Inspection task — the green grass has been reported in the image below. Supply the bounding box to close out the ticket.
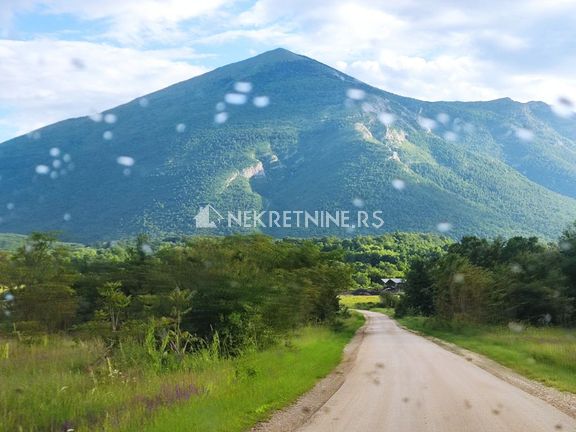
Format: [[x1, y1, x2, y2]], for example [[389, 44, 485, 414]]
[[0, 314, 364, 431], [397, 316, 576, 393], [0, 233, 27, 251], [339, 295, 381, 309], [370, 307, 395, 317]]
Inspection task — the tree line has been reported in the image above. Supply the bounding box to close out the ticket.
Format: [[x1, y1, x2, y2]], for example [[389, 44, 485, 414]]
[[398, 222, 576, 326], [0, 234, 350, 356]]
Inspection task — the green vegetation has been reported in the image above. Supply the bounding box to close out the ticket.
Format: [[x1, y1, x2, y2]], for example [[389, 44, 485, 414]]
[[397, 316, 576, 393], [0, 233, 27, 251], [1, 50, 576, 242], [339, 295, 380, 308], [397, 223, 576, 326], [2, 218, 576, 428], [317, 233, 451, 290], [130, 315, 363, 432], [0, 315, 363, 431], [0, 233, 361, 431]]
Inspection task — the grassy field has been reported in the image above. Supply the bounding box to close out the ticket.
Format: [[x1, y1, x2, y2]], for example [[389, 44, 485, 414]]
[[369, 307, 395, 316], [397, 316, 576, 393], [339, 295, 381, 309], [0, 314, 363, 432], [0, 233, 27, 251]]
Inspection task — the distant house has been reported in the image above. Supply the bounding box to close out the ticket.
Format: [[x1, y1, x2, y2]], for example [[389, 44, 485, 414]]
[[381, 278, 405, 292]]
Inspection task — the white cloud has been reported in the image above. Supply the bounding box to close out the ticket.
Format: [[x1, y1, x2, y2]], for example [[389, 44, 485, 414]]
[[207, 0, 576, 104], [1, 0, 232, 43], [0, 39, 207, 141], [1, 0, 576, 142]]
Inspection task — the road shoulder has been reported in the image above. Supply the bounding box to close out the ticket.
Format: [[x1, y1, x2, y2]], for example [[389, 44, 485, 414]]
[[396, 319, 576, 420], [251, 313, 369, 432]]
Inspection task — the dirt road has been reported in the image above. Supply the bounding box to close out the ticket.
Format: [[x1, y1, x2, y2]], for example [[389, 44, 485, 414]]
[[297, 311, 576, 432]]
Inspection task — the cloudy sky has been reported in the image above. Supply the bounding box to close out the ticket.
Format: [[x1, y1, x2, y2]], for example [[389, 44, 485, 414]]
[[1, 0, 575, 142]]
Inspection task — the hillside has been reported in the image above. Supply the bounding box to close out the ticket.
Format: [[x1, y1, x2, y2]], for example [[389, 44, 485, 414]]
[[1, 48, 576, 242]]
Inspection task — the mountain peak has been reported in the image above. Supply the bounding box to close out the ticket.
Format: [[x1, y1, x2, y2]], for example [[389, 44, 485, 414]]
[[254, 47, 303, 62], [227, 47, 306, 70]]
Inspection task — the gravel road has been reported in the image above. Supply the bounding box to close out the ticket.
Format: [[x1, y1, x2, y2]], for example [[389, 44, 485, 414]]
[[296, 311, 576, 432]]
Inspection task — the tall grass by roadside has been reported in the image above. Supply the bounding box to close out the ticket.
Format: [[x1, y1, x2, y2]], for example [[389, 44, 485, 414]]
[[397, 316, 576, 393], [0, 314, 363, 432]]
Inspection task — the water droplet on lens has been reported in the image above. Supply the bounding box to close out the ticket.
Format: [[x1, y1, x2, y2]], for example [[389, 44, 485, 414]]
[[176, 123, 187, 133], [215, 112, 228, 124], [418, 116, 437, 131], [103, 131, 114, 140], [392, 179, 406, 191], [116, 156, 135, 167], [234, 82, 253, 93], [436, 222, 452, 233], [104, 113, 117, 124], [437, 113, 450, 124], [63, 213, 72, 222], [510, 263, 523, 273], [508, 322, 524, 333], [35, 165, 50, 175], [552, 97, 574, 118], [453, 273, 465, 283], [225, 93, 247, 105], [50, 147, 61, 157], [347, 88, 366, 100], [90, 113, 103, 123], [71, 58, 85, 70], [140, 244, 153, 255], [378, 112, 396, 126], [253, 96, 270, 108], [515, 127, 534, 141], [352, 198, 365, 208]]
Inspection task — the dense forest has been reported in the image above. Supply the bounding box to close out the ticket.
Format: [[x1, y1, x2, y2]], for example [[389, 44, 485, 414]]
[[0, 234, 354, 355], [398, 222, 576, 326], [0, 232, 446, 343]]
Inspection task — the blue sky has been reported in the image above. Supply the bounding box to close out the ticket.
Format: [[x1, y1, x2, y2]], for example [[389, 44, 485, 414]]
[[0, 0, 575, 142]]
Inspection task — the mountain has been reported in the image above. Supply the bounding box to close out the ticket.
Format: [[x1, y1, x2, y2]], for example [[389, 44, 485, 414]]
[[1, 48, 576, 242]]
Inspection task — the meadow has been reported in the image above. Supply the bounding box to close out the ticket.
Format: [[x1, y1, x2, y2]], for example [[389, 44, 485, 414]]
[[338, 294, 381, 309], [0, 314, 363, 432]]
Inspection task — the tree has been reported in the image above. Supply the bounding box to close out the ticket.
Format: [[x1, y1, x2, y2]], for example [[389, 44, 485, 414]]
[[98, 281, 131, 332], [559, 222, 576, 323], [433, 254, 494, 322], [397, 258, 436, 317], [4, 233, 78, 331], [168, 287, 195, 333]]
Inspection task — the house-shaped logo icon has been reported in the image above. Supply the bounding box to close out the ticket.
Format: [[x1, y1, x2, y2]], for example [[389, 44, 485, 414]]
[[194, 204, 224, 228]]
